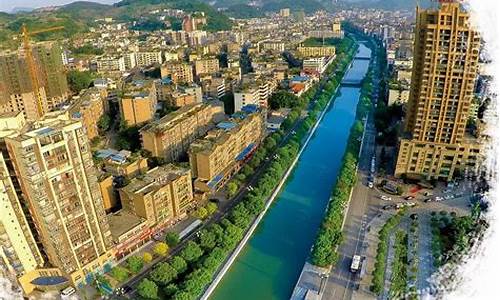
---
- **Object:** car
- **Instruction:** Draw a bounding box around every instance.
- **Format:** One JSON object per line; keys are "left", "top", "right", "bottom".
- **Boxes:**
{"left": 368, "top": 182, "right": 374, "bottom": 188}
{"left": 382, "top": 204, "right": 394, "bottom": 210}
{"left": 435, "top": 196, "right": 443, "bottom": 201}
{"left": 209, "top": 198, "right": 220, "bottom": 203}
{"left": 404, "top": 202, "right": 417, "bottom": 207}
{"left": 61, "top": 287, "right": 76, "bottom": 297}
{"left": 122, "top": 285, "right": 132, "bottom": 294}
{"left": 405, "top": 196, "right": 414, "bottom": 200}
{"left": 424, "top": 198, "right": 432, "bottom": 203}
{"left": 380, "top": 195, "right": 391, "bottom": 201}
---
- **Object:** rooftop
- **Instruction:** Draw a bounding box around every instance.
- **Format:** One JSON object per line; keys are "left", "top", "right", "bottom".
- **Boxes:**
{"left": 108, "top": 210, "right": 146, "bottom": 240}
{"left": 121, "top": 164, "right": 190, "bottom": 196}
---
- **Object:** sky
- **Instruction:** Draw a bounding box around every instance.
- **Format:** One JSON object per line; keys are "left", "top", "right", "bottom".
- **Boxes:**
{"left": 0, "top": 0, "right": 119, "bottom": 13}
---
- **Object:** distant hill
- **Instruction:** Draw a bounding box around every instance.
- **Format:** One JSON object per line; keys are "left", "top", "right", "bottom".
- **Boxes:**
{"left": 342, "top": 0, "right": 433, "bottom": 10}
{"left": 11, "top": 7, "right": 34, "bottom": 13}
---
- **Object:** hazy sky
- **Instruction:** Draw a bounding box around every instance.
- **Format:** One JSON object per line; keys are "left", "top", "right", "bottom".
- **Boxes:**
{"left": 0, "top": 0, "right": 119, "bottom": 13}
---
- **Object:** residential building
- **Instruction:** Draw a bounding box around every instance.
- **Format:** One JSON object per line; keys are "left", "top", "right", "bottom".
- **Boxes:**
{"left": 119, "top": 165, "right": 194, "bottom": 231}
{"left": 107, "top": 210, "right": 150, "bottom": 260}
{"left": 0, "top": 41, "right": 69, "bottom": 120}
{"left": 233, "top": 81, "right": 271, "bottom": 112}
{"left": 140, "top": 102, "right": 224, "bottom": 162}
{"left": 395, "top": 2, "right": 482, "bottom": 180}
{"left": 388, "top": 87, "right": 410, "bottom": 106}
{"left": 154, "top": 81, "right": 202, "bottom": 107}
{"left": 160, "top": 62, "right": 194, "bottom": 84}
{"left": 297, "top": 45, "right": 336, "bottom": 58}
{"left": 68, "top": 88, "right": 105, "bottom": 140}
{"left": 194, "top": 58, "right": 219, "bottom": 76}
{"left": 303, "top": 57, "right": 333, "bottom": 74}
{"left": 120, "top": 92, "right": 156, "bottom": 126}
{"left": 95, "top": 56, "right": 126, "bottom": 73}
{"left": 3, "top": 118, "right": 114, "bottom": 290}
{"left": 134, "top": 51, "right": 163, "bottom": 67}
{"left": 189, "top": 105, "right": 265, "bottom": 192}
{"left": 280, "top": 8, "right": 290, "bottom": 18}
{"left": 0, "top": 146, "right": 44, "bottom": 291}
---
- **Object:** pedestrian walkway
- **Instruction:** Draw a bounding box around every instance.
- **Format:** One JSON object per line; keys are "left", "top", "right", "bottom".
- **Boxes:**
{"left": 290, "top": 263, "right": 330, "bottom": 300}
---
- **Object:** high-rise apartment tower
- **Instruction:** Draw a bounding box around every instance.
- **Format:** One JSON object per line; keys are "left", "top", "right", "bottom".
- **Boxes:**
{"left": 395, "top": 2, "right": 482, "bottom": 180}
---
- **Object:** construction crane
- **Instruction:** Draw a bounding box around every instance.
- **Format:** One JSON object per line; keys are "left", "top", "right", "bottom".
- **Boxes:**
{"left": 20, "top": 24, "right": 64, "bottom": 118}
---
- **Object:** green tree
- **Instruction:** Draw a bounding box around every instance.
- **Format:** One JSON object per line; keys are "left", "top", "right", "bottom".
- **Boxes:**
{"left": 269, "top": 90, "right": 299, "bottom": 109}
{"left": 165, "top": 232, "right": 180, "bottom": 247}
{"left": 180, "top": 241, "right": 203, "bottom": 263}
{"left": 206, "top": 202, "right": 218, "bottom": 216}
{"left": 97, "top": 114, "right": 111, "bottom": 132}
{"left": 126, "top": 255, "right": 144, "bottom": 273}
{"left": 137, "top": 278, "right": 158, "bottom": 299}
{"left": 67, "top": 70, "right": 94, "bottom": 93}
{"left": 149, "top": 262, "right": 177, "bottom": 285}
{"left": 110, "top": 266, "right": 129, "bottom": 282}
{"left": 164, "top": 283, "right": 178, "bottom": 296}
{"left": 153, "top": 242, "right": 169, "bottom": 257}
{"left": 226, "top": 182, "right": 239, "bottom": 198}
{"left": 170, "top": 256, "right": 188, "bottom": 274}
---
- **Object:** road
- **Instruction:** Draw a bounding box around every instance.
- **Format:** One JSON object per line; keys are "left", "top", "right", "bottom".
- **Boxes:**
{"left": 322, "top": 64, "right": 382, "bottom": 300}
{"left": 108, "top": 51, "right": 351, "bottom": 300}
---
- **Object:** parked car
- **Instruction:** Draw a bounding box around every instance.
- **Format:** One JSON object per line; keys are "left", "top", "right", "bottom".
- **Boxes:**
{"left": 405, "top": 196, "right": 414, "bottom": 200}
{"left": 380, "top": 195, "right": 392, "bottom": 201}
{"left": 435, "top": 196, "right": 444, "bottom": 202}
{"left": 368, "top": 182, "right": 374, "bottom": 188}
{"left": 382, "top": 204, "right": 395, "bottom": 210}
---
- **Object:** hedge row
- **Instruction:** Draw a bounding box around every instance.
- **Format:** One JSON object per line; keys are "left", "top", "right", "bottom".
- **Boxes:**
{"left": 370, "top": 211, "right": 404, "bottom": 295}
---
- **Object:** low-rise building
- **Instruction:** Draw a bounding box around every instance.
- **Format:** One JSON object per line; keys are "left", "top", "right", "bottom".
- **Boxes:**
{"left": 107, "top": 210, "right": 150, "bottom": 260}
{"left": 233, "top": 80, "right": 272, "bottom": 112}
{"left": 194, "top": 58, "right": 220, "bottom": 76}
{"left": 141, "top": 102, "right": 224, "bottom": 162}
{"left": 388, "top": 88, "right": 410, "bottom": 106}
{"left": 297, "top": 45, "right": 336, "bottom": 58}
{"left": 119, "top": 165, "right": 194, "bottom": 231}
{"left": 160, "top": 62, "right": 194, "bottom": 84}
{"left": 189, "top": 105, "right": 265, "bottom": 192}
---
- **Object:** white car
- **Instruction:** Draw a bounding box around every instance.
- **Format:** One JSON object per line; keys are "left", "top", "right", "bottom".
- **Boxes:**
{"left": 368, "top": 182, "right": 374, "bottom": 188}
{"left": 381, "top": 195, "right": 391, "bottom": 201}
{"left": 435, "top": 196, "right": 444, "bottom": 201}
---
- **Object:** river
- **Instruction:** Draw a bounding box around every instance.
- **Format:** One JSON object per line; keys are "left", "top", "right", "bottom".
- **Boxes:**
{"left": 210, "top": 44, "right": 372, "bottom": 300}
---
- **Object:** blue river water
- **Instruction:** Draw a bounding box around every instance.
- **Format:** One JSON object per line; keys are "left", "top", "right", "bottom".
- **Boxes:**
{"left": 211, "top": 44, "right": 372, "bottom": 300}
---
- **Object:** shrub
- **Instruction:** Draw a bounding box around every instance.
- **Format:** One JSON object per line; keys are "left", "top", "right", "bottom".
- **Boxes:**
{"left": 153, "top": 242, "right": 169, "bottom": 257}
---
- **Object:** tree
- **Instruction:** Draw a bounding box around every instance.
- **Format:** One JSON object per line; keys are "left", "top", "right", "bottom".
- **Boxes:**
{"left": 137, "top": 278, "right": 158, "bottom": 299}
{"left": 143, "top": 252, "right": 153, "bottom": 264}
{"left": 170, "top": 256, "right": 188, "bottom": 274}
{"left": 164, "top": 283, "right": 178, "bottom": 296}
{"left": 149, "top": 262, "right": 177, "bottom": 285}
{"left": 165, "top": 232, "right": 180, "bottom": 247}
{"left": 110, "top": 266, "right": 129, "bottom": 282}
{"left": 97, "top": 114, "right": 111, "bottom": 132}
{"left": 226, "top": 182, "right": 239, "bottom": 197}
{"left": 126, "top": 256, "right": 144, "bottom": 273}
{"left": 206, "top": 202, "right": 218, "bottom": 216}
{"left": 153, "top": 242, "right": 169, "bottom": 257}
{"left": 67, "top": 70, "right": 94, "bottom": 93}
{"left": 269, "top": 90, "right": 299, "bottom": 109}
{"left": 180, "top": 241, "right": 203, "bottom": 263}
{"left": 192, "top": 207, "right": 208, "bottom": 219}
